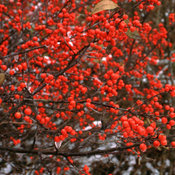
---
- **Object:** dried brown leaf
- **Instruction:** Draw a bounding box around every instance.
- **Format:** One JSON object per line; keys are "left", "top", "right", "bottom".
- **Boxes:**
{"left": 0, "top": 73, "right": 5, "bottom": 85}
{"left": 92, "top": 0, "right": 119, "bottom": 14}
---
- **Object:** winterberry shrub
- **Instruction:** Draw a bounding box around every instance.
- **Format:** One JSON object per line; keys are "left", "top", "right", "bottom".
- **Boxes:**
{"left": 0, "top": 0, "right": 175, "bottom": 174}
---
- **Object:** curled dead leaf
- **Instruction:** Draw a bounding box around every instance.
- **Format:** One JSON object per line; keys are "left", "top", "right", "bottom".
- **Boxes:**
{"left": 126, "top": 30, "right": 140, "bottom": 39}
{"left": 92, "top": 0, "right": 119, "bottom": 14}
{"left": 124, "top": 19, "right": 140, "bottom": 39}
{"left": 0, "top": 73, "right": 5, "bottom": 85}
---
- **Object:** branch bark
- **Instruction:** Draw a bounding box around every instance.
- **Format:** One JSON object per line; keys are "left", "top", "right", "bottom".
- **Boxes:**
{"left": 0, "top": 144, "right": 139, "bottom": 157}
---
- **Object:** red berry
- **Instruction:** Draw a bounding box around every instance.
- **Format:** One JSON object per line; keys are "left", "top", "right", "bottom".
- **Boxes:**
{"left": 36, "top": 114, "right": 41, "bottom": 121}
{"left": 41, "top": 73, "right": 46, "bottom": 79}
{"left": 65, "top": 126, "right": 72, "bottom": 132}
{"left": 162, "top": 117, "right": 168, "bottom": 124}
{"left": 15, "top": 112, "right": 22, "bottom": 119}
{"left": 61, "top": 129, "right": 67, "bottom": 136}
{"left": 169, "top": 120, "right": 175, "bottom": 126}
{"left": 24, "top": 108, "right": 32, "bottom": 115}
{"left": 161, "top": 140, "right": 167, "bottom": 146}
{"left": 140, "top": 143, "right": 147, "bottom": 152}
{"left": 70, "top": 130, "right": 76, "bottom": 136}
{"left": 158, "top": 134, "right": 166, "bottom": 141}
{"left": 171, "top": 141, "right": 175, "bottom": 147}
{"left": 146, "top": 126, "right": 154, "bottom": 134}
{"left": 9, "top": 69, "right": 15, "bottom": 75}
{"left": 153, "top": 140, "right": 160, "bottom": 147}
{"left": 54, "top": 136, "right": 60, "bottom": 142}
{"left": 56, "top": 167, "right": 61, "bottom": 174}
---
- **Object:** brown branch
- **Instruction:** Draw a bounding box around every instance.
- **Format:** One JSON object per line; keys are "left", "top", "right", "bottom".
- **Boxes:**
{"left": 1, "top": 45, "right": 46, "bottom": 59}
{"left": 32, "top": 43, "right": 90, "bottom": 95}
{"left": 0, "top": 144, "right": 139, "bottom": 157}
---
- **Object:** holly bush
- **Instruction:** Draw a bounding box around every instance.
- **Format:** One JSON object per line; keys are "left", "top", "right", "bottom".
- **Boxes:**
{"left": 0, "top": 0, "right": 175, "bottom": 174}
